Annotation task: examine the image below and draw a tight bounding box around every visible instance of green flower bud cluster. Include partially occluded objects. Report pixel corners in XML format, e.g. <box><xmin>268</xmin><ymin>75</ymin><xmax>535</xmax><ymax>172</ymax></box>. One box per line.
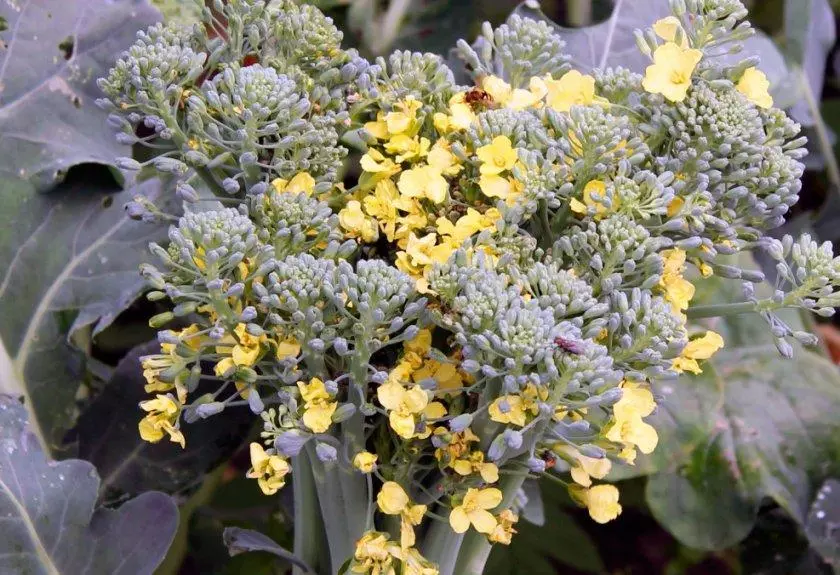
<box><xmin>456</xmin><ymin>15</ymin><xmax>571</xmax><ymax>87</ymax></box>
<box><xmin>367</xmin><ymin>51</ymin><xmax>458</xmax><ymax>111</ymax></box>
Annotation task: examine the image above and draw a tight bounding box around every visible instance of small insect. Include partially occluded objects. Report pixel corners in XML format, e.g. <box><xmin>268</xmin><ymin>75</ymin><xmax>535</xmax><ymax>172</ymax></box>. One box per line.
<box><xmin>463</xmin><ymin>88</ymin><xmax>493</xmax><ymax>109</ymax></box>
<box><xmin>542</xmin><ymin>453</ymin><xmax>557</xmax><ymax>469</ymax></box>
<box><xmin>554</xmin><ymin>337</ymin><xmax>584</xmax><ymax>355</ymax></box>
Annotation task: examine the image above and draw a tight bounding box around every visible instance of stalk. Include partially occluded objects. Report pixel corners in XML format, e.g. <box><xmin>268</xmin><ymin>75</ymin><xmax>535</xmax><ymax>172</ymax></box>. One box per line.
<box><xmin>306</xmin><ymin>443</ymin><xmax>368</xmax><ymax>575</ymax></box>
<box><xmin>293</xmin><ymin>448</ymin><xmax>329</xmax><ymax>575</ymax></box>
<box><xmin>420</xmin><ymin>517</ymin><xmax>465</xmax><ymax>575</ymax></box>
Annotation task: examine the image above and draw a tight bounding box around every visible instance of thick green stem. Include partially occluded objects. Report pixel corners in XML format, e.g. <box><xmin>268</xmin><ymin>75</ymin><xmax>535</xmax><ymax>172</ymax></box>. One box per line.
<box><xmin>293</xmin><ymin>449</ymin><xmax>329</xmax><ymax>575</ymax></box>
<box><xmin>306</xmin><ymin>443</ymin><xmax>368</xmax><ymax>574</ymax></box>
<box><xmin>420</xmin><ymin>517</ymin><xmax>465</xmax><ymax>575</ymax></box>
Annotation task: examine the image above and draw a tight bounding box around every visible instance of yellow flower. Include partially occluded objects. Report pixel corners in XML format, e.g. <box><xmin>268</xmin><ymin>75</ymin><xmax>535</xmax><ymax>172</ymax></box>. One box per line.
<box><xmin>434</xmin><ymin>427</ymin><xmax>479</xmax><ymax>463</ymax></box>
<box><xmin>737</xmin><ymin>67</ymin><xmax>773</xmax><ymax>109</ymax></box>
<box><xmin>351</xmin><ymin>531</ymin><xmax>401</xmax><ymax>575</ymax></box>
<box><xmin>302</xmin><ymin>401</ymin><xmax>337</xmax><ymax>433</ymax></box>
<box><xmin>642</xmin><ymin>42</ymin><xmax>703</xmax><ymax>102</ymax></box>
<box><xmin>246</xmin><ymin>442</ymin><xmax>291</xmax><ymax>495</ymax></box>
<box><xmin>413</xmin><ymin>360</ymin><xmax>464</xmax><ymax>394</ymax></box>
<box><xmin>298</xmin><ymin>377</ymin><xmax>331</xmax><ymax>404</ymax></box>
<box><xmin>488</xmin><ymin>385</ymin><xmax>545</xmax><ymax>427</ymax></box>
<box><xmin>488</xmin><ymin>509</ymin><xmax>519</xmax><ymax>545</ymax></box>
<box><xmin>393</xmin><ymin>197</ymin><xmax>428</xmax><ymax>248</ymax></box>
<box><xmin>276</xmin><ymin>336</ymin><xmax>301</xmax><ymax>361</ymax></box>
<box><xmin>488</xmin><ymin>395</ymin><xmax>527</xmax><ymax>426</ymax></box>
<box><xmin>141</xmin><ymin>325</ymin><xmax>202</xmax><ymax>402</ymax></box>
<box><xmin>555</xmin><ymin>445</ymin><xmax>612</xmax><ymax>487</ymax></box>
<box><xmin>427</xmin><ymin>140</ymin><xmax>462</xmax><ymax>177</ymax></box>
<box><xmin>404</xmin><ymin>548</ymin><xmax>439</xmax><ymax>575</ymax></box>
<box><xmin>477</xmin><ymin>175</ymin><xmax>512</xmax><ymax>201</ymax></box>
<box><xmin>652</xmin><ymin>16</ymin><xmax>688</xmax><ymax>48</ymax></box>
<box><xmin>385</xmin><ymin>97</ymin><xmax>422</xmax><ymax>136</ymax></box>
<box><xmin>570</xmin><ymin>180</ymin><xmax>610</xmax><ymax>217</ymax></box>
<box><xmin>139</xmin><ymin>394</ymin><xmax>186</xmax><ymax>448</ymax></box>
<box><xmin>214</xmin><ymin>356</ymin><xmax>236</xmax><ymax>378</ymax></box>
<box><xmin>270</xmin><ymin>172</ymin><xmax>315</xmax><ymax>196</ymax></box>
<box><xmin>398</xmin><ymin>165</ymin><xmax>448</xmax><ymax>204</ymax></box>
<box><xmin>605</xmin><ymin>381</ymin><xmax>658</xmax><ymax>455</ymax></box>
<box><xmin>659</xmin><ymin>248</ymin><xmax>695</xmax><ymax>315</ymax></box>
<box><xmin>231</xmin><ymin>322</ymin><xmax>265</xmax><ymax>366</ymax></box>
<box><xmin>360</xmin><ymin>149</ymin><xmax>401</xmax><ymax>189</ymax></box>
<box><xmin>449</xmin><ymin>487</ymin><xmax>503</xmax><ymax>534</ymax></box>
<box><xmin>377</xmin><ymin>381</ymin><xmax>429</xmax><ymax>438</ymax></box>
<box><xmin>539</xmin><ymin>70</ymin><xmax>597</xmax><ymax>112</ymax></box>
<box><xmin>582</xmin><ymin>484</ymin><xmax>622</xmax><ymax>523</ymax></box>
<box><xmin>404</xmin><ymin>328</ymin><xmax>433</xmax><ymax>356</ymax></box>
<box><xmin>440</xmin><ymin>93</ymin><xmax>477</xmax><ymax>132</ymax></box>
<box><xmin>476</xmin><ymin>136</ymin><xmax>518</xmax><ymax>176</ymax></box>
<box><xmin>376</xmin><ymin>482</ymin><xmax>427</xmax><ymax>549</ymax></box>
<box><xmin>364</xmin><ymin>179</ymin><xmax>400</xmax><ymax>241</ymax></box>
<box><xmin>481</xmin><ymin>75</ymin><xmax>543</xmax><ymax>109</ymax></box>
<box><xmin>403</xmin><ymin>234</ymin><xmax>454</xmax><ymax>282</ymax></box>
<box><xmin>354</xmin><ymin>451</ymin><xmax>378</xmax><ymax>473</ymax></box>
<box><xmin>437</xmin><ymin>208</ymin><xmax>496</xmax><ymax>245</ymax></box>
<box><xmin>451</xmin><ymin>451</ymin><xmax>499</xmax><ymax>483</ymax></box>
<box><xmin>384</xmin><ymin>135</ymin><xmax>430</xmax><ymax>163</ymax></box>
<box><xmin>364</xmin><ymin>113</ymin><xmax>389</xmax><ymax>140</ymax></box>
<box><xmin>340</xmin><ymin>200</ymin><xmax>379</xmax><ymax>243</ymax></box>
<box><xmin>378</xmin><ymin>481</ymin><xmax>411</xmax><ymax>514</ymax></box>
<box><xmin>672</xmin><ymin>330</ymin><xmax>724</xmax><ymax>374</ymax></box>
<box><xmin>297</xmin><ymin>377</ymin><xmax>337</xmax><ymax>433</ymax></box>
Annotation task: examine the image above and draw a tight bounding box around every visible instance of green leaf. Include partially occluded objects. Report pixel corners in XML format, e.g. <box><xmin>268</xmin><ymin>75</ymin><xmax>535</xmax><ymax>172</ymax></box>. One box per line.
<box><xmin>224</xmin><ymin>527</ymin><xmax>315</xmax><ymax>574</ymax></box>
<box><xmin>0</xmin><ymin>175</ymin><xmax>171</xmax><ymax>453</ymax></box>
<box><xmin>486</xmin><ymin>478</ymin><xmax>605</xmax><ymax>574</ymax></box>
<box><xmin>512</xmin><ymin>0</ymin><xmax>670</xmax><ymax>72</ymax></box>
<box><xmin>784</xmin><ymin>0</ymin><xmax>836</xmax><ymax>125</ymax></box>
<box><xmin>645</xmin><ymin>345</ymin><xmax>840</xmax><ymax>550</ymax></box>
<box><xmin>0</xmin><ymin>0</ymin><xmax>160</xmax><ymax>187</ymax></box>
<box><xmin>77</xmin><ymin>342</ymin><xmax>253</xmax><ymax>495</ymax></box>
<box><xmin>805</xmin><ymin>479</ymin><xmax>840</xmax><ymax>572</ymax></box>
<box><xmin>0</xmin><ymin>394</ymin><xmax>178</xmax><ymax>574</ymax></box>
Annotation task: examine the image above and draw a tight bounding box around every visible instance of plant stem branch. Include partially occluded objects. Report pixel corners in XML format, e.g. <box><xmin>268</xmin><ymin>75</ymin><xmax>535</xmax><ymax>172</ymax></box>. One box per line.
<box><xmin>686</xmin><ymin>301</ymin><xmax>756</xmax><ymax>319</ymax></box>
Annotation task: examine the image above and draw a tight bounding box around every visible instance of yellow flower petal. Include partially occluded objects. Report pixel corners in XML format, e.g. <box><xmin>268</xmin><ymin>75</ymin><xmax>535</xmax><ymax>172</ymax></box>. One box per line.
<box><xmin>378</xmin><ymin>481</ymin><xmax>410</xmax><ymax>515</ymax></box>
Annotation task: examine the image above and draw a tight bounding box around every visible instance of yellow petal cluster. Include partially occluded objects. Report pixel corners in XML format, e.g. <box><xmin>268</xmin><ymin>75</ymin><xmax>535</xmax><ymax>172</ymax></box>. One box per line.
<box><xmin>353</xmin><ymin>451</ymin><xmax>378</xmax><ymax>473</ymax></box>
<box><xmin>246</xmin><ymin>442</ymin><xmax>291</xmax><ymax>495</ymax></box>
<box><xmin>737</xmin><ymin>67</ymin><xmax>773</xmax><ymax>109</ymax></box>
<box><xmin>672</xmin><ymin>330</ymin><xmax>724</xmax><ymax>374</ymax></box>
<box><xmin>449</xmin><ymin>487</ymin><xmax>503</xmax><ymax>534</ymax></box>
<box><xmin>642</xmin><ymin>42</ymin><xmax>702</xmax><ymax>102</ymax></box>
<box><xmin>138</xmin><ymin>394</ymin><xmax>185</xmax><ymax>448</ymax></box>
<box><xmin>377</xmin><ymin>380</ymin><xmax>430</xmax><ymax>438</ymax></box>
<box><xmin>652</xmin><ymin>16</ymin><xmax>688</xmax><ymax>48</ymax></box>
<box><xmin>582</xmin><ymin>484</ymin><xmax>622</xmax><ymax>523</ymax></box>
<box><xmin>297</xmin><ymin>377</ymin><xmax>337</xmax><ymax>433</ymax></box>
<box><xmin>605</xmin><ymin>381</ymin><xmax>658</xmax><ymax>461</ymax></box>
<box><xmin>377</xmin><ymin>482</ymin><xmax>428</xmax><ymax>548</ymax></box>
<box><xmin>659</xmin><ymin>248</ymin><xmax>696</xmax><ymax>316</ymax></box>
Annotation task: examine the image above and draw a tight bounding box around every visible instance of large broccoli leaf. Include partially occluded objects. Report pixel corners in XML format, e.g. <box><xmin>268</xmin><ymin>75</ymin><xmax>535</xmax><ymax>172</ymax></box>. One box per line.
<box><xmin>0</xmin><ymin>394</ymin><xmax>178</xmax><ymax>574</ymax></box>
<box><xmin>0</xmin><ymin>0</ymin><xmax>160</xmax><ymax>188</ymax></box>
<box><xmin>0</xmin><ymin>175</ymin><xmax>170</xmax><ymax>453</ymax></box>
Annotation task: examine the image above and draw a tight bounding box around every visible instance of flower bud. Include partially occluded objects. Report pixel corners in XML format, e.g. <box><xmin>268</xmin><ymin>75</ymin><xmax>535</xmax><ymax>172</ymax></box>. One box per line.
<box><xmin>315</xmin><ymin>442</ymin><xmax>338</xmax><ymax>463</ymax></box>
<box><xmin>275</xmin><ymin>430</ymin><xmax>312</xmax><ymax>456</ymax></box>
<box><xmin>449</xmin><ymin>414</ymin><xmax>473</xmax><ymax>432</ymax></box>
